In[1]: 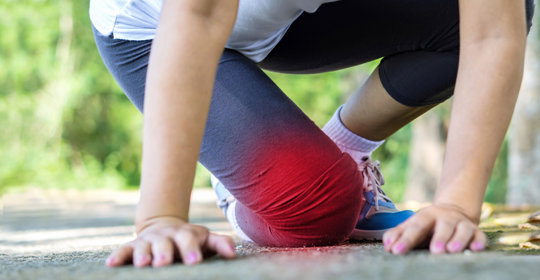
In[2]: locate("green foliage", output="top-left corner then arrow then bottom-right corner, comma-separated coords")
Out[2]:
0,1 -> 517,205
267,69 -> 358,127
372,126 -> 412,202
485,140 -> 509,203
0,0 -> 142,192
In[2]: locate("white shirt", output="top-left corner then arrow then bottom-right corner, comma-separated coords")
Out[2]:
90,0 -> 339,62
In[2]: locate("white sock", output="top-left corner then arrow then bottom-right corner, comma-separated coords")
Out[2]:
322,105 -> 385,165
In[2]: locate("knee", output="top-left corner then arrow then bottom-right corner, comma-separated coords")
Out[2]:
379,51 -> 458,107
305,157 -> 364,246
263,153 -> 363,247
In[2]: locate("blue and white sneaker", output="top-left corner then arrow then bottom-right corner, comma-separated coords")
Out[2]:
210,174 -> 235,213
350,157 -> 415,241
210,175 -> 253,242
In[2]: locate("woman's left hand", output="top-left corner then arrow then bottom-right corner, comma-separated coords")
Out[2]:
382,204 -> 487,255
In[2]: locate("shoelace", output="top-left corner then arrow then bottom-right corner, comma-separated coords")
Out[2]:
216,196 -> 236,209
358,157 -> 391,210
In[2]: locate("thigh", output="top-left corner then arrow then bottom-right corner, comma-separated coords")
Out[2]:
260,0 -> 461,73
93,27 -> 151,112
202,51 -> 363,246
261,0 -> 535,74
200,50 -> 351,209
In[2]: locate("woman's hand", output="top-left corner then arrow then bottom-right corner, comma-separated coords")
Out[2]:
106,217 -> 236,267
382,204 -> 487,255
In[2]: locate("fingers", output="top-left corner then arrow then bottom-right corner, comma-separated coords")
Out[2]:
469,229 -> 487,252
390,219 -> 433,255
107,218 -> 238,268
151,236 -> 175,267
445,221 -> 475,253
132,241 -> 152,267
383,205 -> 488,256
206,233 -> 236,259
383,227 -> 403,252
429,220 -> 456,254
173,228 -> 206,266
106,245 -> 133,267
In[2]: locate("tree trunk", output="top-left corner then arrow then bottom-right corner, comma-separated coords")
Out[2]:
507,10 -> 540,205
404,109 -> 446,202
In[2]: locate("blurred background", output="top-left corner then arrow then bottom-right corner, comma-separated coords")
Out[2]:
1,0 -> 539,205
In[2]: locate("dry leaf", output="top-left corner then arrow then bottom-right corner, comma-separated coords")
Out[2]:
519,242 -> 540,249
518,223 -> 540,230
480,203 -> 495,221
528,210 -> 540,222
529,230 -> 540,241
494,214 -> 529,226
498,233 -> 531,245
398,201 -> 429,212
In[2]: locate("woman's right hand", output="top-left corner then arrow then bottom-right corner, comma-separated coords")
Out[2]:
106,217 -> 236,268
382,204 -> 487,255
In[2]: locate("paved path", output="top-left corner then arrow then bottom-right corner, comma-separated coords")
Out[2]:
1,188 -> 540,280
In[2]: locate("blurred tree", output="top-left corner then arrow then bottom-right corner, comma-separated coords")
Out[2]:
0,0 -> 142,192
403,106 -> 448,202
403,101 -> 510,203
508,4 -> 540,205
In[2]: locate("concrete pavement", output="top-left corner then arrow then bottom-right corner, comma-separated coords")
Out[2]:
1,188 -> 540,280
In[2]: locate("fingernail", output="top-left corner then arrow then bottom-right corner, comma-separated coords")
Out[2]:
135,254 -> 147,266
393,243 -> 406,254
158,254 -> 167,262
186,252 -> 199,265
449,241 -> 462,252
106,257 -> 116,266
383,238 -> 392,246
471,242 -> 485,251
432,241 -> 445,254
230,244 -> 236,253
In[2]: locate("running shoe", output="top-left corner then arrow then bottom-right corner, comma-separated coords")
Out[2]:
210,175 -> 253,242
211,174 -> 235,214
350,157 -> 415,241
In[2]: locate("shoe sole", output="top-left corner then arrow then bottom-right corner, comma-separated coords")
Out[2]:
349,228 -> 387,241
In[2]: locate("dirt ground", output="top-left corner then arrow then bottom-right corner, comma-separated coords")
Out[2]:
1,188 -> 540,280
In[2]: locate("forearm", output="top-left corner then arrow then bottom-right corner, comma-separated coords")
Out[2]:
435,40 -> 526,221
135,0 -> 238,231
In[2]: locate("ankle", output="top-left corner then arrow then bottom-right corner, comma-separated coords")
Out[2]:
340,105 -> 390,141
323,106 -> 385,163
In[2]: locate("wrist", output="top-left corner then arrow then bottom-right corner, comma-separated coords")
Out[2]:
435,175 -> 488,224
433,198 -> 481,224
135,194 -> 190,233
135,214 -> 189,234
135,180 -> 192,233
